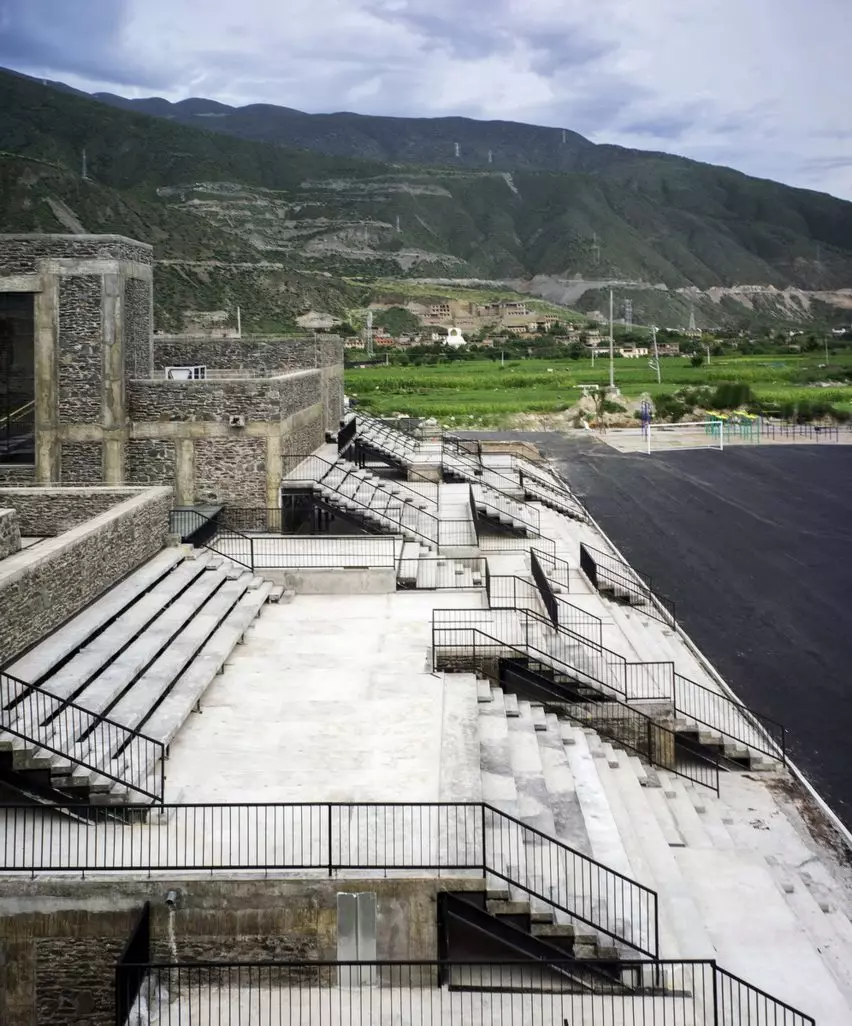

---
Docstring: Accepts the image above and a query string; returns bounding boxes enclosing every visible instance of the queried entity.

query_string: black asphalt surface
[473,432,852,826]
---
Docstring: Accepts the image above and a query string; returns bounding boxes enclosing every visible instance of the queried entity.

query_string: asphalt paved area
[478,432,852,828]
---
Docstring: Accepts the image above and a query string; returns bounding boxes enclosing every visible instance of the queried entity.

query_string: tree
[690,353,704,367]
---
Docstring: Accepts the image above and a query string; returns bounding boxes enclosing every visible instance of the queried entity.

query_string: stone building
[0,234,344,507]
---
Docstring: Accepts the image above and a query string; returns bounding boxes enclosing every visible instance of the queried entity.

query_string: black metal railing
[170,508,254,570]
[0,672,165,802]
[285,454,477,549]
[674,672,787,765]
[114,959,815,1026]
[431,621,719,793]
[0,398,35,464]
[472,482,541,536]
[115,902,151,1026]
[580,543,677,627]
[337,414,357,454]
[530,549,558,625]
[530,547,571,593]
[438,605,674,704]
[519,469,587,522]
[0,800,658,956]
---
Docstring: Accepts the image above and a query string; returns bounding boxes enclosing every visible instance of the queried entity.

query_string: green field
[346,354,852,425]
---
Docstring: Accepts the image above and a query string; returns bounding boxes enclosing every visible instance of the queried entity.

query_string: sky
[1,0,851,200]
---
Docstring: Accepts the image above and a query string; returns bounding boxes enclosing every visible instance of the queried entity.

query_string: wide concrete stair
[436,603,774,771]
[0,548,274,803]
[469,678,851,1022]
[521,475,587,523]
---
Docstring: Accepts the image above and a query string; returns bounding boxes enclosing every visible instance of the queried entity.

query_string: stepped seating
[521,475,587,523]
[471,483,539,536]
[470,678,852,1020]
[437,603,773,772]
[397,542,484,589]
[312,460,441,550]
[0,549,272,803]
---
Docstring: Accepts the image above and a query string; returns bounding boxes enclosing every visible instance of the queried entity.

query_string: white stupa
[444,326,467,348]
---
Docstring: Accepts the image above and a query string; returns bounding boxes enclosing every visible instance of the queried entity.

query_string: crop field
[345,354,852,424]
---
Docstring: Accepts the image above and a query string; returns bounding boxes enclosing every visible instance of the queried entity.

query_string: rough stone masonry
[0,235,344,504]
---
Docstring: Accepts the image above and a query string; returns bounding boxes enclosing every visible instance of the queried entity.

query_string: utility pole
[81,148,89,182]
[825,335,830,364]
[608,290,615,391]
[365,310,374,358]
[705,341,711,365]
[649,326,661,384]
[236,305,241,339]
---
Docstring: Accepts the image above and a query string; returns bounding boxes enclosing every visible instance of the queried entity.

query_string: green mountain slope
[1,66,851,331]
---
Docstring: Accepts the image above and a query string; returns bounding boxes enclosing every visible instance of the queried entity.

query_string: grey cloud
[0,0,169,88]
[521,27,615,76]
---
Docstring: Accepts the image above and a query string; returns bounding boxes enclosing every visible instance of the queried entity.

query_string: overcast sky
[1,0,851,200]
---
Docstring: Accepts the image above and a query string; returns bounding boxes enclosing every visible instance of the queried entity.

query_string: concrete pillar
[266,428,282,510]
[175,439,195,505]
[33,276,59,483]
[102,273,126,484]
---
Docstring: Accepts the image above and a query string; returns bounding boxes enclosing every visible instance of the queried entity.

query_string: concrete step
[606,747,714,958]
[129,582,274,761]
[535,713,591,857]
[75,575,251,770]
[508,701,555,837]
[6,549,185,685]
[15,555,211,709]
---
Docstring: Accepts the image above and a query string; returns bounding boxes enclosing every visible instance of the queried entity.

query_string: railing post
[250,537,255,571]
[711,960,720,1026]
[327,804,333,878]
[480,803,487,880]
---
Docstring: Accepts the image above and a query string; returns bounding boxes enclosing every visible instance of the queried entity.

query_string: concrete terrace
[3,425,852,1024]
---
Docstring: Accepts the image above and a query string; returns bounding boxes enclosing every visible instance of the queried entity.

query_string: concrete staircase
[0,548,274,803]
[471,679,852,1022]
[396,542,484,589]
[312,459,442,550]
[435,604,773,772]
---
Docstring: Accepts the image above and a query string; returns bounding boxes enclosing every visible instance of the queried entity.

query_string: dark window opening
[0,293,35,464]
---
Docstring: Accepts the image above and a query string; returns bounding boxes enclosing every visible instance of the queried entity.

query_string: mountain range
[1,66,851,332]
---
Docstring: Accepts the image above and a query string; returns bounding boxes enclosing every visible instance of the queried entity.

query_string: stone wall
[124,276,152,379]
[128,374,319,424]
[1,487,139,536]
[59,442,103,484]
[0,234,153,276]
[0,875,476,1026]
[152,336,342,375]
[57,275,103,425]
[195,436,267,506]
[126,372,324,505]
[0,486,171,666]
[0,509,20,559]
[0,465,35,484]
[125,438,176,486]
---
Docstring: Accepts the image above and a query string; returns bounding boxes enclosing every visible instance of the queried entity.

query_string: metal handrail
[530,549,558,625]
[0,671,165,802]
[0,799,658,957]
[431,622,720,794]
[113,957,816,1026]
[580,542,677,627]
[284,453,473,549]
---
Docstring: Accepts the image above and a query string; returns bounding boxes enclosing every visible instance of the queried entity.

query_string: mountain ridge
[1,65,851,331]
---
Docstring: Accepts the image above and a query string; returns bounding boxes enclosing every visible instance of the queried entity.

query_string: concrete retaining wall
[267,567,397,594]
[0,875,479,1026]
[0,486,171,667]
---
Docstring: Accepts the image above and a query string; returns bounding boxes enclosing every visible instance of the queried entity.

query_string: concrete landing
[164,591,486,803]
